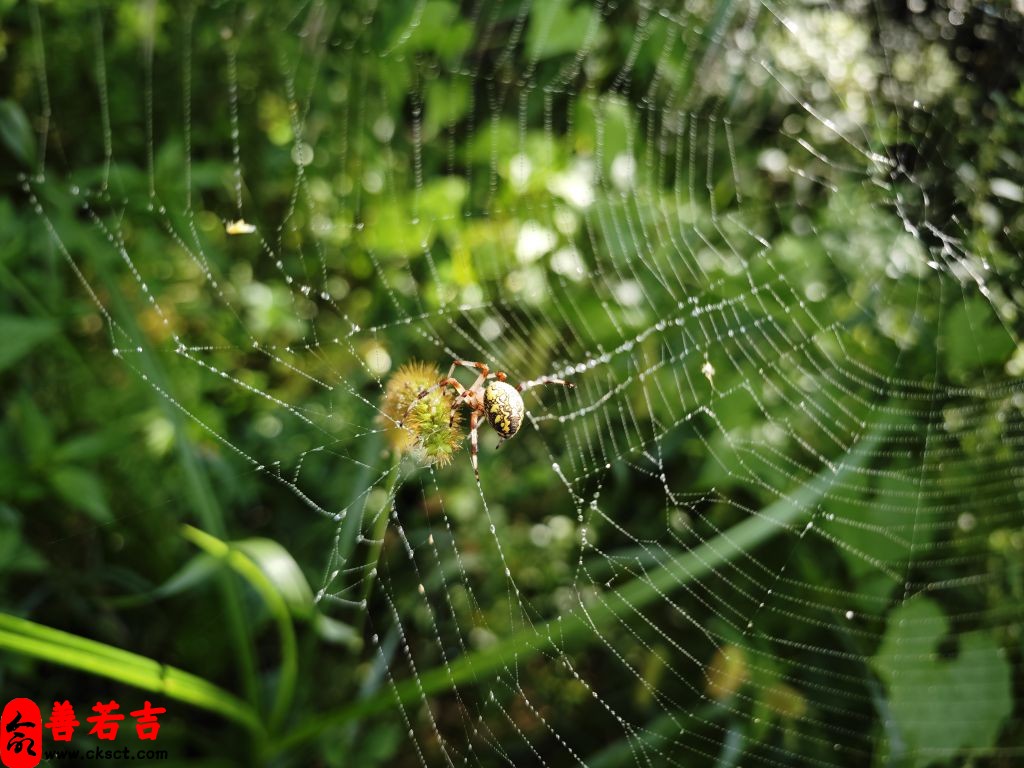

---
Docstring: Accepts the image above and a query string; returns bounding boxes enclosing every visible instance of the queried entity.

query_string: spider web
[15,0,1024,765]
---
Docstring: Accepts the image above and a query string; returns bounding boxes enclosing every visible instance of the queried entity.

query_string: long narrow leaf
[182,524,299,732]
[0,613,261,733]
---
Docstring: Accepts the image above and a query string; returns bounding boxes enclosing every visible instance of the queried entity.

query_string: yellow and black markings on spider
[384,359,574,480]
[483,380,524,438]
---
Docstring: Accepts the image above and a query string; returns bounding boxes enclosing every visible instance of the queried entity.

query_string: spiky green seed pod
[380,362,464,467]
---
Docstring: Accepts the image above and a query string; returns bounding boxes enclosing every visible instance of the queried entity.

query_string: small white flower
[225,218,256,235]
[701,361,716,385]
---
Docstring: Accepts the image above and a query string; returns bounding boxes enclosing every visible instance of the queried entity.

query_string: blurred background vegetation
[2,0,1024,766]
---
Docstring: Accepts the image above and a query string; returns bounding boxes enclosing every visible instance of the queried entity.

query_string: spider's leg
[469,410,480,481]
[407,361,458,406]
[449,388,471,427]
[517,375,575,393]
[400,377,464,425]
[453,360,492,394]
[454,359,490,377]
[437,377,466,400]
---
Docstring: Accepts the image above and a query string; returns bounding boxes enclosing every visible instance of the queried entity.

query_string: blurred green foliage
[1,1,1024,767]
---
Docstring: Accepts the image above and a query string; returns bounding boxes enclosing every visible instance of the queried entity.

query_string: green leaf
[152,554,219,597]
[0,506,46,575]
[233,538,315,621]
[588,706,720,768]
[873,597,1012,766]
[527,0,598,60]
[0,316,59,371]
[182,525,300,731]
[364,202,431,256]
[827,470,938,610]
[0,612,261,733]
[944,299,1015,379]
[390,1,472,64]
[54,431,122,463]
[313,613,362,652]
[109,554,220,608]
[0,100,36,167]
[15,393,54,468]
[419,176,468,226]
[50,465,112,523]
[424,79,471,140]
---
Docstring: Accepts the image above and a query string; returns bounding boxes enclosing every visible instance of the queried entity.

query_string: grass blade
[182,524,299,733]
[0,612,261,733]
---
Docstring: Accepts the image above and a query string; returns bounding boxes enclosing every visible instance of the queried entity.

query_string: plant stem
[356,453,403,637]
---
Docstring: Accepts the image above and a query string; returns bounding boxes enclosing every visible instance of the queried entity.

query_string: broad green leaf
[50,465,112,523]
[0,100,35,167]
[390,1,472,64]
[327,720,401,768]
[464,118,518,165]
[0,316,59,371]
[151,554,219,598]
[944,299,1015,379]
[873,597,1012,766]
[527,0,598,60]
[419,176,468,226]
[829,473,919,604]
[574,96,632,169]
[424,79,471,140]
[5,544,46,574]
[825,468,944,612]
[364,202,432,256]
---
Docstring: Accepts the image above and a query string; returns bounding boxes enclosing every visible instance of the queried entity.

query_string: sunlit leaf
[234,537,316,621]
[873,597,1012,766]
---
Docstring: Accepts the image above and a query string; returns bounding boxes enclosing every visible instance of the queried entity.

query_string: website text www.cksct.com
[41,746,169,761]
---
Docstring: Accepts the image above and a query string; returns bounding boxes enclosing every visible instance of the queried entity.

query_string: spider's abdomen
[483,381,525,438]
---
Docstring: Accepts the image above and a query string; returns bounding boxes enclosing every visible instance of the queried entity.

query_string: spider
[401,359,574,479]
